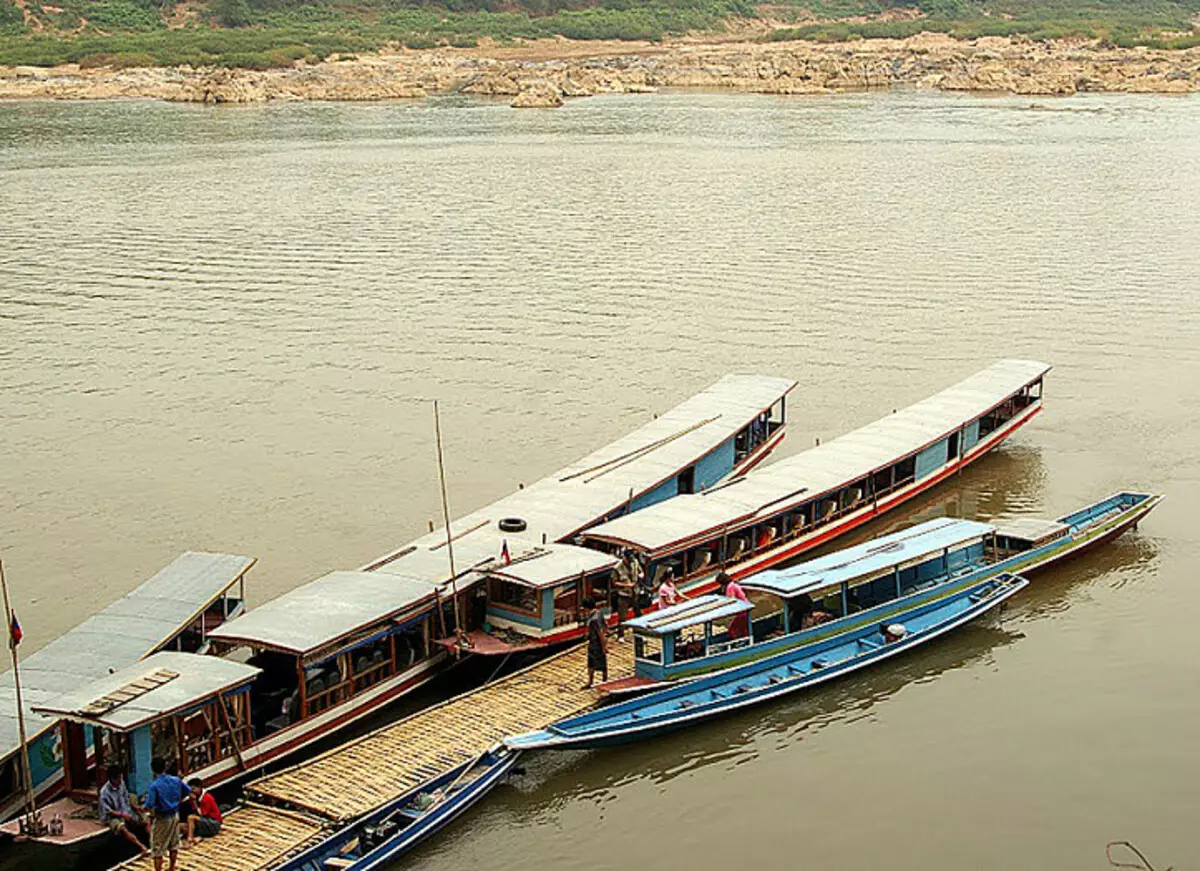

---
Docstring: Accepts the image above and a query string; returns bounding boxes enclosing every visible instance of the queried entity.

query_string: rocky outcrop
[510,78,564,108]
[0,35,1197,104]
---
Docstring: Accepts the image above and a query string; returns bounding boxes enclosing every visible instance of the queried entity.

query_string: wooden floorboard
[111,805,326,871]
[248,638,634,823]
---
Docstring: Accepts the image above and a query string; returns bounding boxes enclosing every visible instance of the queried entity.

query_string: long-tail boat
[506,490,1161,749]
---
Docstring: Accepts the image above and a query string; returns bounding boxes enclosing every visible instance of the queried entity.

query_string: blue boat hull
[508,573,1028,750]
[276,748,519,871]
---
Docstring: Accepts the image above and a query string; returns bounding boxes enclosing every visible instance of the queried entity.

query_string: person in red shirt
[184,778,223,845]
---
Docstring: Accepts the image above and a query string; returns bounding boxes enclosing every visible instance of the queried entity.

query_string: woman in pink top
[720,572,751,639]
[656,571,684,609]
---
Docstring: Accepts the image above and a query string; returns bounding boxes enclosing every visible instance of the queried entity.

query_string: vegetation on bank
[0,0,1197,69]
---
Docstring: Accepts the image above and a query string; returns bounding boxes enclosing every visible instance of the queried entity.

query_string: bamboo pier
[118,638,635,870]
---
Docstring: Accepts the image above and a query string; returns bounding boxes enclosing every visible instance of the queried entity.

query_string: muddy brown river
[2,91,1198,870]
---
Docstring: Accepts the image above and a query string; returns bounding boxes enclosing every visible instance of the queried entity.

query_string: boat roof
[993,516,1070,543]
[206,570,440,657]
[625,594,754,635]
[361,374,796,588]
[31,652,260,733]
[581,360,1049,554]
[483,545,618,590]
[743,518,996,597]
[0,552,255,765]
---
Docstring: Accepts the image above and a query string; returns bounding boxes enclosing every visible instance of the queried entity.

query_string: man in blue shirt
[143,756,190,871]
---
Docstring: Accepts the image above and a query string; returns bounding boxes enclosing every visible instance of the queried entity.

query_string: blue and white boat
[276,746,520,871]
[505,490,1161,749]
[506,573,1028,749]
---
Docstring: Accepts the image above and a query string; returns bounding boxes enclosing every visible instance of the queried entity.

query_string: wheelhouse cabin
[33,652,260,800]
[472,545,619,645]
[0,552,255,823]
[580,360,1049,597]
[626,518,997,683]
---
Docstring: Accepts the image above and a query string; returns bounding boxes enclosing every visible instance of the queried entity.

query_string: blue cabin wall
[28,731,61,792]
[130,728,153,794]
[962,420,981,453]
[628,438,738,513]
[915,438,950,480]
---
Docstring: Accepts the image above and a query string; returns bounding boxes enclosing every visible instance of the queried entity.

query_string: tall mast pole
[0,554,40,835]
[433,401,464,648]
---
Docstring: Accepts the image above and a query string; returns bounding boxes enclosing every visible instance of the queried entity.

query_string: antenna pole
[0,555,40,835]
[433,401,465,649]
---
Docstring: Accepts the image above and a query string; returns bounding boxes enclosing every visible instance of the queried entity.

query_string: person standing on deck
[720,571,751,639]
[656,569,685,610]
[583,598,608,688]
[611,549,641,640]
[144,756,191,871]
[99,764,149,857]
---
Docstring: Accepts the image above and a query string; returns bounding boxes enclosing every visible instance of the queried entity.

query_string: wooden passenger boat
[578,359,1052,607]
[0,552,253,828]
[275,747,519,871]
[507,573,1029,750]
[506,490,1161,749]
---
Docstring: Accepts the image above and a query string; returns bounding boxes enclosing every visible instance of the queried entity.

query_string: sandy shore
[1,33,1198,105]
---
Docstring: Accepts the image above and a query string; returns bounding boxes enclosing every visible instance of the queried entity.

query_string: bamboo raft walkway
[118,638,634,870]
[249,638,635,821]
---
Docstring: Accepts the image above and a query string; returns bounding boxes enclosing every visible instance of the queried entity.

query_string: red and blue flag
[500,540,511,566]
[9,613,21,647]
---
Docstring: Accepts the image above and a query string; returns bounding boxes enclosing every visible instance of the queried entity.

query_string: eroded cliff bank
[2,34,1198,105]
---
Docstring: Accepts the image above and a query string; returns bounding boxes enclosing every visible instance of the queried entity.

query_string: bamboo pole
[0,554,41,836]
[433,401,464,650]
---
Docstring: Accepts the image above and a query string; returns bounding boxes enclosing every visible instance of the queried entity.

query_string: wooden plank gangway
[247,638,636,823]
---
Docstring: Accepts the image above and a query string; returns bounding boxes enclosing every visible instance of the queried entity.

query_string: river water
[2,90,1198,869]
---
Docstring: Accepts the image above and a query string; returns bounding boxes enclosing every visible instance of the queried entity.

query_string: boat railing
[708,636,753,657]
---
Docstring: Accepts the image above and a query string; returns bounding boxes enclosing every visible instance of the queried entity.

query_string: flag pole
[0,554,41,836]
[433,401,465,652]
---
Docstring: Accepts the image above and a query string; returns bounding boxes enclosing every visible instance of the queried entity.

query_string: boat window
[685,545,717,577]
[754,522,779,552]
[677,466,695,495]
[634,634,663,663]
[489,579,540,617]
[675,624,707,662]
[552,581,580,628]
[894,456,917,487]
[749,591,786,641]
[707,614,752,656]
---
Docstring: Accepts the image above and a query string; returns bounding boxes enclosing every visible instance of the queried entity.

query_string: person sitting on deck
[184,777,223,845]
[99,764,149,857]
[720,572,751,639]
[583,598,608,689]
[656,570,685,610]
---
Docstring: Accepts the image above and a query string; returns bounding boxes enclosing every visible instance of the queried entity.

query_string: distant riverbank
[2,34,1197,105]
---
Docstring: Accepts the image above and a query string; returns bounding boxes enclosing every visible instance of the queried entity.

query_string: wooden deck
[113,804,325,871]
[248,638,635,823]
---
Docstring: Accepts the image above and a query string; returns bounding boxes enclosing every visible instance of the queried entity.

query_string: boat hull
[509,575,1028,750]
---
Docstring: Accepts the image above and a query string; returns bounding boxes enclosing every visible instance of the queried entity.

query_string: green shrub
[0,0,25,37]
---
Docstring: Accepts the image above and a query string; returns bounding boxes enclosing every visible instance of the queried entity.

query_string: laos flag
[9,613,20,647]
[500,540,511,566]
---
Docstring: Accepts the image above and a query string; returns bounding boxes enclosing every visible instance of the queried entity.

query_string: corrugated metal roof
[743,518,995,597]
[581,360,1050,553]
[0,552,255,764]
[207,571,439,656]
[625,594,754,635]
[31,652,259,732]
[484,545,618,589]
[361,374,796,588]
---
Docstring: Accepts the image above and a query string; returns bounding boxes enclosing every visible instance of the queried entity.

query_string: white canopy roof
[33,652,260,733]
[483,545,618,590]
[582,360,1050,555]
[207,571,439,657]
